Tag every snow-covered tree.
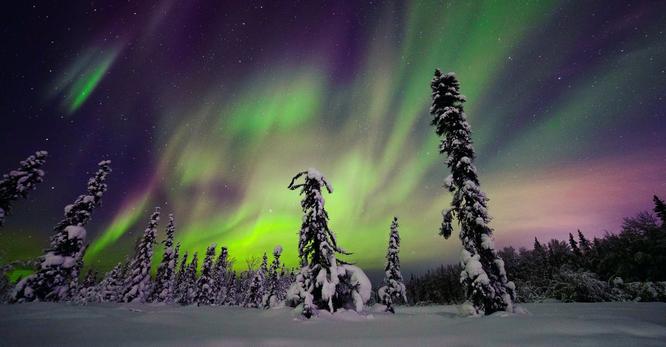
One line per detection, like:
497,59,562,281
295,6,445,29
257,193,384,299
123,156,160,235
149,214,179,303
14,160,111,302
286,169,371,317
654,195,666,225
97,263,124,303
378,217,407,313
122,207,160,303
177,252,198,305
174,250,188,303
75,269,99,304
195,244,217,306
213,246,229,305
263,245,284,308
0,151,47,227
244,253,268,308
225,272,239,306
429,70,515,315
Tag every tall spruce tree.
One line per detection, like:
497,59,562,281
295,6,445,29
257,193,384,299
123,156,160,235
177,252,198,305
174,250,189,303
286,169,350,318
0,151,48,227
654,195,666,225
213,246,229,305
149,214,179,303
123,207,160,303
378,217,407,314
195,244,217,306
429,70,515,315
14,160,111,302
263,245,283,308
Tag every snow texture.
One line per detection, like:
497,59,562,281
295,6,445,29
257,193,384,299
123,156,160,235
0,302,664,346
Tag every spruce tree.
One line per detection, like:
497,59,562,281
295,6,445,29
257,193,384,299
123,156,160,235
174,250,188,303
429,70,515,315
577,230,592,255
263,245,283,308
122,207,160,303
98,263,124,303
195,244,217,305
177,252,198,305
244,253,268,308
533,238,546,257
149,214,179,303
0,151,47,227
213,246,229,305
378,217,407,314
76,269,99,304
569,233,582,258
225,272,239,306
654,195,666,225
14,160,111,302
286,169,350,318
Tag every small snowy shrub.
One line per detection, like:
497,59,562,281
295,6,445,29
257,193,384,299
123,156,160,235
618,281,666,302
549,269,617,302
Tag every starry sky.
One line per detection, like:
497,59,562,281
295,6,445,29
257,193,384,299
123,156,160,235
0,0,665,275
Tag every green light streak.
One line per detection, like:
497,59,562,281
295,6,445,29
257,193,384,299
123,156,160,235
86,192,151,260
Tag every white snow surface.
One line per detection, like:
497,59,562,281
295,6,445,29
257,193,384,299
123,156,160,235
1,302,665,346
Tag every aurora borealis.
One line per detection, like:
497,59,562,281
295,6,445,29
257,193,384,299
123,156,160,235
0,1,664,275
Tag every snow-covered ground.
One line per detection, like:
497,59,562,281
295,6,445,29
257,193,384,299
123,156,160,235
1,302,665,346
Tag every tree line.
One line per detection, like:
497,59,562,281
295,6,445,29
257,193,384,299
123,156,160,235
407,196,666,304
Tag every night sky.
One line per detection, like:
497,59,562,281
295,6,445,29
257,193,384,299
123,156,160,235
1,0,665,275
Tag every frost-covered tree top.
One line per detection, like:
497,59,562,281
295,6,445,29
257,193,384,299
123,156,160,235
288,168,347,268
0,151,47,226
429,70,515,315
654,195,666,224
58,160,112,230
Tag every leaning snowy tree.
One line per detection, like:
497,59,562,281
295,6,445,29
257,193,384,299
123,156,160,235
149,214,179,303
195,243,217,306
0,150,48,227
378,217,407,314
429,70,515,315
286,169,371,318
13,160,111,302
123,207,160,303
